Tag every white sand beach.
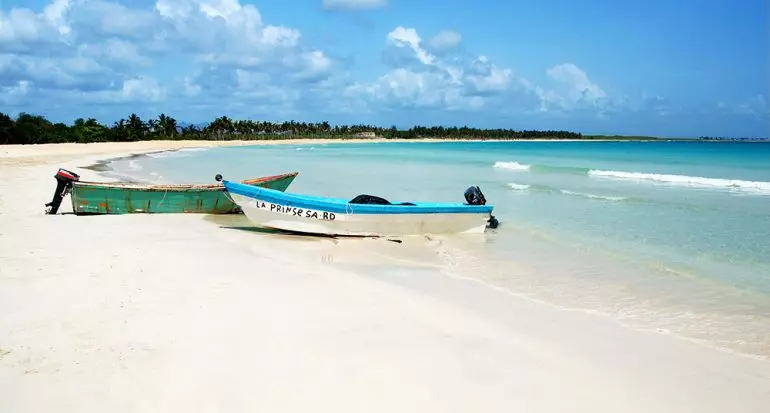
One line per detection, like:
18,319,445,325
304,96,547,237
1,141,770,413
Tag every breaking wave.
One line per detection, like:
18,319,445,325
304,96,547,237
507,182,629,202
146,147,210,159
588,170,770,195
494,160,588,174
494,161,530,171
507,182,531,190
145,150,178,158
494,160,770,195
559,190,627,201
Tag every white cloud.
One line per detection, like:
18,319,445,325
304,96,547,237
120,76,165,102
351,68,461,109
547,63,607,104
0,53,115,91
464,56,514,94
0,0,74,52
0,1,627,127
429,30,462,50
322,0,388,11
152,0,303,58
535,63,610,112
0,80,30,107
182,76,202,97
387,26,435,65
0,0,336,114
75,1,164,40
351,26,545,112
78,39,151,66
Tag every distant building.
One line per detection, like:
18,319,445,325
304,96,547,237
355,131,377,138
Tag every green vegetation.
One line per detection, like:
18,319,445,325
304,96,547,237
4,111,766,145
0,111,653,145
0,112,595,144
0,111,687,145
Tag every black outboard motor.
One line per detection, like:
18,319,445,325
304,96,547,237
463,185,499,229
45,168,80,215
464,185,487,205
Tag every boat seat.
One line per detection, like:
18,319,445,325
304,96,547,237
349,194,416,206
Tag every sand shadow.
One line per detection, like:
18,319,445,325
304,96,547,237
203,213,343,241
202,214,408,244
220,225,339,239
219,225,405,242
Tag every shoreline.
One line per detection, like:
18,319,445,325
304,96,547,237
58,144,770,361
2,136,764,166
2,141,770,412
2,136,758,171
17,141,770,363
7,140,770,361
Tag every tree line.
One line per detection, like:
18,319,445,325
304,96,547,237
1,111,603,145
698,136,768,141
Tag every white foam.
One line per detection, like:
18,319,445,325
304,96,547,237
146,147,209,158
127,160,142,171
494,161,531,171
559,189,627,201
588,169,770,195
145,151,180,158
508,182,531,190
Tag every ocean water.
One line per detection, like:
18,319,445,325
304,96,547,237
110,141,770,358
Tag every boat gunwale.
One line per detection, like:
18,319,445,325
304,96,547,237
73,172,299,192
224,180,494,215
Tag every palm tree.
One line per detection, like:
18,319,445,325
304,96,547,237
155,113,177,139
126,113,147,141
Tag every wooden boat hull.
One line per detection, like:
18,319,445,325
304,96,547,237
224,180,494,237
71,172,298,215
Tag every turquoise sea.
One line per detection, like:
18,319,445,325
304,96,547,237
111,141,770,358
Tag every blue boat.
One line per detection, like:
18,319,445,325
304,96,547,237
220,178,497,236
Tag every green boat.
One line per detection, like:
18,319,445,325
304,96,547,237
56,171,299,215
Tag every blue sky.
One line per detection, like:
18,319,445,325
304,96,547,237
0,0,767,137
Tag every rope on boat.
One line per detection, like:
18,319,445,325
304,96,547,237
222,189,237,205
158,190,168,207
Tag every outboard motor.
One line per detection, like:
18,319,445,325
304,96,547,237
463,185,500,229
45,168,80,215
464,185,487,205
